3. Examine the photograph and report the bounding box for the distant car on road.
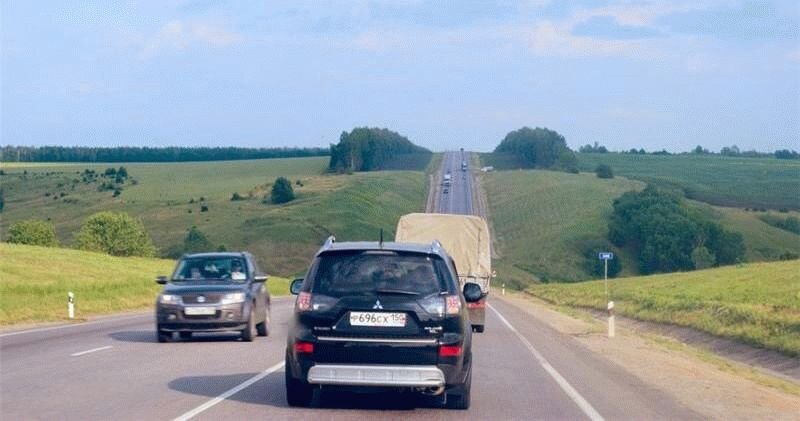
[443,187,449,194]
[155,252,271,342]
[285,237,481,409]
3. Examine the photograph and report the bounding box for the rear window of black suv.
[307,250,454,298]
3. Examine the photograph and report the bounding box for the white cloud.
[787,49,800,62]
[527,21,654,58]
[139,20,242,59]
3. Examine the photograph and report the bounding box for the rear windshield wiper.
[373,288,420,296]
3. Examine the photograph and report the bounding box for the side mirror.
[463,282,482,303]
[290,278,304,295]
[156,275,168,285]
[254,273,268,283]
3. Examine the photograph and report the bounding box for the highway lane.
[0,295,697,419]
[1,152,700,419]
[436,151,473,215]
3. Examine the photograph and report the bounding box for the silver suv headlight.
[159,294,182,305]
[220,292,246,305]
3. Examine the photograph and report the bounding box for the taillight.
[439,345,462,357]
[445,295,461,315]
[296,292,311,312]
[467,301,486,309]
[294,341,314,354]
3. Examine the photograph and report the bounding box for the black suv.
[285,237,483,409]
[155,252,271,342]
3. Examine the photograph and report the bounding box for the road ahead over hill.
[1,153,701,420]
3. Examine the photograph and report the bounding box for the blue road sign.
[599,252,614,260]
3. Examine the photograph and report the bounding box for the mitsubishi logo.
[197,296,206,303]
[373,299,383,310]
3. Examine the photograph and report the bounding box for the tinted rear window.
[310,251,451,297]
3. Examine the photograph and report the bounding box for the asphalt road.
[436,151,474,215]
[0,152,700,419]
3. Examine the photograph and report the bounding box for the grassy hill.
[480,169,800,287]
[576,153,800,210]
[1,157,428,276]
[0,243,291,325]
[526,260,800,357]
[480,170,645,286]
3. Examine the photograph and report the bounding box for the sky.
[2,0,798,152]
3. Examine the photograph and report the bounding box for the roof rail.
[322,235,336,250]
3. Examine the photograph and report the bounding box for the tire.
[156,326,170,343]
[256,307,269,337]
[473,325,485,333]
[445,362,471,410]
[179,331,192,340]
[241,308,256,342]
[285,360,314,407]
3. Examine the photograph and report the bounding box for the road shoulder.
[494,292,800,420]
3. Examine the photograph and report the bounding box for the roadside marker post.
[598,252,615,338]
[502,283,505,296]
[68,292,75,319]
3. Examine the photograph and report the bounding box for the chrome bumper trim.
[316,336,437,344]
[307,364,445,387]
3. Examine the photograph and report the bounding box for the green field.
[480,169,800,287]
[576,153,800,210]
[526,260,800,356]
[0,157,428,276]
[480,170,645,285]
[0,243,292,325]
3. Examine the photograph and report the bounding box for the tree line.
[493,127,578,171]
[328,127,432,172]
[579,142,798,159]
[0,146,329,163]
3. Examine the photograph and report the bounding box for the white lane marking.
[70,345,113,357]
[0,314,150,338]
[488,303,605,421]
[173,361,285,421]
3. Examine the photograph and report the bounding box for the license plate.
[185,306,216,316]
[349,312,406,327]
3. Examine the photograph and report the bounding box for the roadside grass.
[0,243,291,325]
[0,158,428,276]
[479,169,644,285]
[526,260,800,357]
[576,153,800,210]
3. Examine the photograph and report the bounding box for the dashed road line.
[71,345,113,357]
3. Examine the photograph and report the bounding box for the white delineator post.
[502,283,505,296]
[607,300,615,338]
[68,292,75,319]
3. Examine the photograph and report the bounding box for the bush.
[595,164,614,179]
[75,211,156,257]
[7,220,59,247]
[270,177,295,204]
[200,205,209,212]
[609,186,744,274]
[230,192,244,201]
[183,225,213,253]
[691,246,716,270]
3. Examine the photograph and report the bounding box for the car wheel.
[156,326,170,343]
[179,331,192,340]
[445,362,471,410]
[473,325,485,333]
[241,308,256,342]
[256,307,269,337]
[285,360,314,407]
